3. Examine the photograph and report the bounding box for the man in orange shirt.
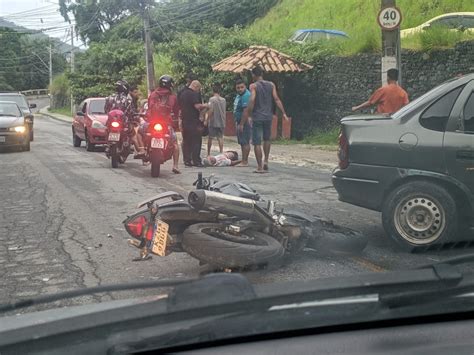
[352,69,409,115]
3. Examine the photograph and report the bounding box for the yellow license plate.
[151,219,169,256]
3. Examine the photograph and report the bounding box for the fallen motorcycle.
[123,174,368,269]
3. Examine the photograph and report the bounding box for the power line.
[2,4,57,18]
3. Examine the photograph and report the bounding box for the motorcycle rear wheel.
[150,149,162,178]
[182,223,285,268]
[110,145,119,168]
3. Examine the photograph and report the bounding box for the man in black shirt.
[178,80,208,167]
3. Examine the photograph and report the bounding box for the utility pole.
[379,0,402,86]
[49,43,53,88]
[142,6,155,94]
[49,42,53,107]
[70,25,75,115]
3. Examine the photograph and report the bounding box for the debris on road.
[8,246,22,251]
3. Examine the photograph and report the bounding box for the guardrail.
[21,89,50,97]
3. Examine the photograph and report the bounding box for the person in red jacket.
[146,75,181,174]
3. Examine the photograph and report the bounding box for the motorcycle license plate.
[108,133,120,142]
[151,219,169,256]
[151,138,164,149]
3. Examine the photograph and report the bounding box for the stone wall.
[285,40,474,139]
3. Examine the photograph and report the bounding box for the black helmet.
[158,75,174,89]
[115,79,130,94]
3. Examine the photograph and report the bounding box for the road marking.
[350,256,387,273]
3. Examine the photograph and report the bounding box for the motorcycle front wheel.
[182,223,285,268]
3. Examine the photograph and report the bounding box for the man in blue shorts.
[234,78,251,167]
[247,66,288,173]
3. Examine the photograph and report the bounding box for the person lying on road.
[203,151,241,167]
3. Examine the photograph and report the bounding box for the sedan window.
[463,93,474,132]
[461,16,474,28]
[0,103,21,116]
[89,99,106,114]
[420,86,464,132]
[432,16,461,29]
[0,95,28,110]
[295,32,308,41]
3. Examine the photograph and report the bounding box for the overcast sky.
[0,0,74,44]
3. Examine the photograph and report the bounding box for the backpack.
[151,93,172,118]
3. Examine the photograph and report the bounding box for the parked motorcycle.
[123,174,368,270]
[105,109,133,168]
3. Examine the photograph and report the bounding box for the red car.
[72,97,108,151]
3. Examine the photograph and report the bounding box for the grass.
[403,27,474,50]
[48,106,72,117]
[247,0,472,54]
[274,127,339,149]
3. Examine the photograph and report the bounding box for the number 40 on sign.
[378,7,402,31]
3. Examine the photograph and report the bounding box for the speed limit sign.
[378,7,402,30]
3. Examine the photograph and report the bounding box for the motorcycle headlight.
[10,126,26,133]
[92,120,106,129]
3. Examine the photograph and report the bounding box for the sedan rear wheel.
[382,181,458,251]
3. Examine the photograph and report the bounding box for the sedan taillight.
[338,130,349,169]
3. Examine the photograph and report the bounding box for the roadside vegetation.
[38,0,474,142]
[248,0,472,54]
[48,106,72,117]
[403,26,474,51]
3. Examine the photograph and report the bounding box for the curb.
[39,108,73,123]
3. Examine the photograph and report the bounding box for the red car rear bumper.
[88,127,107,144]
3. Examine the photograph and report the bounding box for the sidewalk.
[39,107,73,123]
[221,136,337,170]
[40,108,338,171]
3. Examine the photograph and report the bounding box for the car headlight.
[92,120,106,129]
[10,126,26,133]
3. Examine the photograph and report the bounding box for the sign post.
[378,1,402,86]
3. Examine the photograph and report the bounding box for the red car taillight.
[125,215,147,239]
[338,130,349,169]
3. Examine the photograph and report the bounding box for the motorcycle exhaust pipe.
[188,190,274,227]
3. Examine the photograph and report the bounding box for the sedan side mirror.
[76,111,85,117]
[29,103,37,109]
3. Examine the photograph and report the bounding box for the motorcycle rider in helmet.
[105,79,145,158]
[144,75,181,174]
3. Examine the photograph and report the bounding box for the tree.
[68,39,145,103]
[59,0,155,43]
[0,27,67,91]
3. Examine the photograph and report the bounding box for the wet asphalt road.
[1,103,473,311]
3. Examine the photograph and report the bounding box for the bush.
[419,26,474,51]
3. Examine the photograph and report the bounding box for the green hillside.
[248,0,474,53]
